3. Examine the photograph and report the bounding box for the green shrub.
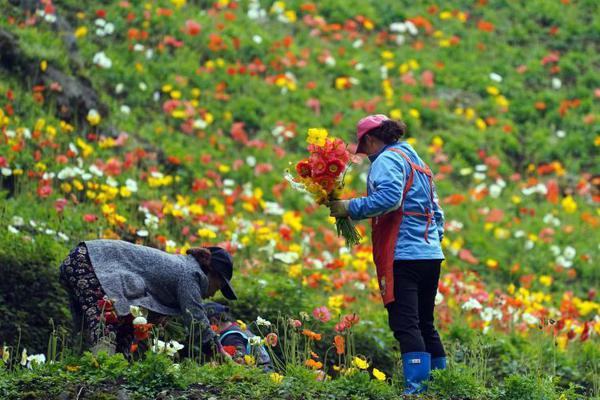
[494,374,580,400]
[0,230,70,352]
[429,364,489,400]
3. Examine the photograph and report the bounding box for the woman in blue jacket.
[328,114,446,394]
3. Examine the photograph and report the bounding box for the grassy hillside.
[0,0,598,398]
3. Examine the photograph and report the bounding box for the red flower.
[184,20,201,36]
[37,184,52,198]
[133,323,154,341]
[295,160,312,178]
[313,175,336,192]
[325,159,345,178]
[309,154,327,176]
[83,214,98,223]
[222,345,237,356]
[342,313,360,328]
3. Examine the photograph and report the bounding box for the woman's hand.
[328,200,350,218]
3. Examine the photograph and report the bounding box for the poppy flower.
[296,160,312,178]
[324,159,345,178]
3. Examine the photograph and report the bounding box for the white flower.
[550,245,561,256]
[462,298,482,311]
[248,336,262,346]
[256,316,272,327]
[390,22,407,33]
[405,21,418,35]
[489,72,503,82]
[563,246,576,259]
[151,339,166,353]
[395,34,406,45]
[89,165,104,177]
[92,52,112,69]
[435,291,444,306]
[20,349,28,366]
[26,353,46,369]
[1,168,12,176]
[252,35,263,44]
[245,156,256,167]
[120,105,131,115]
[459,167,473,176]
[263,201,284,216]
[489,184,502,198]
[555,129,566,138]
[57,232,69,241]
[132,316,147,325]
[12,216,24,226]
[115,83,124,94]
[139,82,147,91]
[552,78,562,89]
[352,39,363,48]
[324,56,336,67]
[165,340,184,357]
[136,229,149,238]
[522,313,539,325]
[193,119,208,129]
[273,252,299,264]
[524,240,535,250]
[126,179,138,192]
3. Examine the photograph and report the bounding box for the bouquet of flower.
[285,128,361,247]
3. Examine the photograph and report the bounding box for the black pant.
[385,259,446,358]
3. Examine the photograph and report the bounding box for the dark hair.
[365,119,407,144]
[186,247,212,274]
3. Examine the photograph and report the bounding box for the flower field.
[0,0,599,398]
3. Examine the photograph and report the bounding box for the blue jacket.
[348,142,445,260]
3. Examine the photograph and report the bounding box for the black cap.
[203,302,231,319]
[207,246,237,300]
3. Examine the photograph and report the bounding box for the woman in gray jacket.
[59,239,237,357]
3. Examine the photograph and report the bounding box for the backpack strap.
[385,147,435,244]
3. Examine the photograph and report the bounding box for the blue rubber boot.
[401,352,431,395]
[431,356,447,371]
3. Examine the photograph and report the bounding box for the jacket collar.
[368,143,398,162]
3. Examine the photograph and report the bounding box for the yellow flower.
[539,275,553,287]
[372,368,386,381]
[561,196,577,213]
[74,26,88,38]
[306,128,328,146]
[439,11,453,20]
[486,259,499,269]
[86,109,101,126]
[486,86,499,96]
[390,109,402,120]
[352,357,369,370]
[288,264,302,278]
[335,77,349,90]
[409,108,420,119]
[283,211,302,231]
[40,60,47,72]
[236,320,247,331]
[171,0,186,8]
[197,228,217,239]
[270,372,284,384]
[244,355,256,366]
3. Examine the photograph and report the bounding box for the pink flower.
[83,214,98,223]
[184,20,201,36]
[312,306,331,323]
[54,198,68,213]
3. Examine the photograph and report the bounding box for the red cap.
[355,114,389,154]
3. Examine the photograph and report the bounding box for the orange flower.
[334,335,345,355]
[477,20,495,32]
[305,359,323,369]
[302,329,322,341]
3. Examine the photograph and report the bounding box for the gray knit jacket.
[84,239,216,344]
